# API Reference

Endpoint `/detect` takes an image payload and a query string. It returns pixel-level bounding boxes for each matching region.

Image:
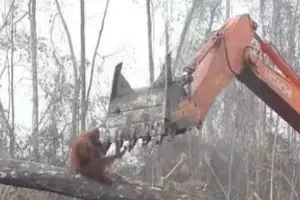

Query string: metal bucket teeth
[141,141,148,147]
[114,139,123,153]
[141,134,151,147]
[128,138,138,151]
[103,61,203,148]
[104,141,112,153]
[128,129,138,151]
[155,135,164,145]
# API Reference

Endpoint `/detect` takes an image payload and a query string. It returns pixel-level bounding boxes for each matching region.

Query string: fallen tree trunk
[0,159,188,200]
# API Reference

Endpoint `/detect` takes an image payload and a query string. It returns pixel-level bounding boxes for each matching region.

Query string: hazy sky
[0,0,249,134]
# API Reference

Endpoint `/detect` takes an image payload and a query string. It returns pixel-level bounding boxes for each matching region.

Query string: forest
[0,0,300,200]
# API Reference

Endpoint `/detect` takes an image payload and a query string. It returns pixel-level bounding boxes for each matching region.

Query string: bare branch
[173,0,197,73]
[0,0,15,35]
[13,12,29,25]
[1,186,10,200]
[0,9,27,36]
[96,46,125,59]
[253,192,262,200]
[55,0,80,141]
[0,101,12,134]
[203,151,227,199]
[86,0,111,105]
[227,130,236,200]
[0,66,7,80]
[54,0,78,75]
[37,87,64,129]
[256,166,299,200]
[157,153,185,186]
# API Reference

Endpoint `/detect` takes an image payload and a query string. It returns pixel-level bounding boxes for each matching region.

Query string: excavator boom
[187,14,255,124]
[241,40,300,132]
[103,14,300,149]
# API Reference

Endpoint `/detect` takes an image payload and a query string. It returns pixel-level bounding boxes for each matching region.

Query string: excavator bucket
[103,56,202,148]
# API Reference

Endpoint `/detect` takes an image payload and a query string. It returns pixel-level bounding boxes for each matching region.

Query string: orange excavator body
[186,14,255,124]
[103,14,300,148]
[187,13,300,133]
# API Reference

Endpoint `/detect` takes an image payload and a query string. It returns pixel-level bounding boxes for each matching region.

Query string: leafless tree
[226,0,230,19]
[173,0,197,72]
[8,0,15,159]
[80,0,86,131]
[86,0,111,116]
[146,0,154,85]
[55,0,80,141]
[29,0,40,162]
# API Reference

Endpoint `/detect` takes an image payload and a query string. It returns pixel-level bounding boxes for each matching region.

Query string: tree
[55,0,80,142]
[80,0,86,131]
[29,0,40,162]
[86,0,111,115]
[173,0,197,72]
[9,0,15,159]
[146,0,154,85]
[226,0,230,19]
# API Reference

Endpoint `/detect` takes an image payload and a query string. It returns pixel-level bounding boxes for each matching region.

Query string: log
[0,159,188,200]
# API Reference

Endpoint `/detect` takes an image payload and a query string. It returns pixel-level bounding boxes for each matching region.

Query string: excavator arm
[239,38,300,132]
[186,14,300,133]
[102,14,300,150]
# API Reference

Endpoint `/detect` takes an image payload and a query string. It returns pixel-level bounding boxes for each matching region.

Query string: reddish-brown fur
[69,128,126,185]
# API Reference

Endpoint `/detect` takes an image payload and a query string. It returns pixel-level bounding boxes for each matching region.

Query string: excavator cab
[103,55,202,148]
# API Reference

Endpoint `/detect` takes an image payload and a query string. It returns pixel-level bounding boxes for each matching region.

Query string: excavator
[101,14,300,151]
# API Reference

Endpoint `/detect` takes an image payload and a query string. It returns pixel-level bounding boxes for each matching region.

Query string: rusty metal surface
[103,62,202,146]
